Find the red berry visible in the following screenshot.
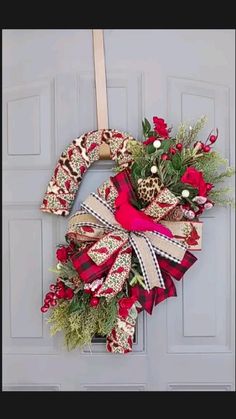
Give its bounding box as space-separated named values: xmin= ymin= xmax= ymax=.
xmin=84 ymin=288 xmax=92 ymax=294
xmin=57 ymin=281 xmax=65 ymax=289
xmin=49 ymin=284 xmax=56 ymax=291
xmin=45 ymin=292 xmax=55 ymax=300
xmin=50 ymin=299 xmax=57 ymax=307
xmin=40 ymin=306 xmax=48 ymax=313
xmin=55 ymin=289 xmax=66 ymax=299
xmin=65 ymin=288 xmax=74 ymax=300
xmin=44 ymin=297 xmax=51 ymax=304
xmin=209 ymin=135 xmax=217 ymax=143
xmin=161 ymin=153 xmax=169 ymax=160
xmin=203 ymin=145 xmax=211 ymax=152
xmin=90 ymin=297 xmax=100 ymax=307
xmin=176 ymin=143 xmax=183 ymax=151
xmin=40 ymin=303 xmax=49 ymax=313
xmin=169 ymin=147 xmax=176 ymax=154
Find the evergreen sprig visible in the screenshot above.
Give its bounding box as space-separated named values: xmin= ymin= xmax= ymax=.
xmin=48 ymin=295 xmax=119 ymax=350
xmin=175 ymin=116 xmax=207 ymax=146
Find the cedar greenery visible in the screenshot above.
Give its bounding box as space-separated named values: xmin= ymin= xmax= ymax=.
xmin=48 ymin=294 xmax=119 ymax=350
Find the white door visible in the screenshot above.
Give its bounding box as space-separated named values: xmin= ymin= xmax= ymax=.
xmin=3 ymin=29 xmax=235 ymax=391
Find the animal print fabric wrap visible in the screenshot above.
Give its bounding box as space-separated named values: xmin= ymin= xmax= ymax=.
xmin=40 ymin=129 xmax=135 ymax=216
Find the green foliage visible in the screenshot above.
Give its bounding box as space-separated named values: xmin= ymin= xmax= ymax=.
xmin=175 ymin=116 xmax=207 ymax=146
xmin=209 ymin=187 xmax=235 ymax=207
xmin=47 ymin=295 xmax=119 ymax=350
xmin=142 ymin=118 xmax=152 ymax=139
xmin=49 ymin=260 xmax=77 ymax=280
xmin=194 ymin=151 xmax=235 ymax=185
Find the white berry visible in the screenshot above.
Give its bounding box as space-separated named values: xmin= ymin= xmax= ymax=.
xmin=181 ymin=189 xmax=190 ymax=198
xmin=151 ymin=165 xmax=158 ymax=174
xmin=153 ymin=140 xmax=161 ymax=149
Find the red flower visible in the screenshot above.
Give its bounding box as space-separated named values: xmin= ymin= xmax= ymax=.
xmin=143 ymin=136 xmax=156 ymax=145
xmin=118 ymin=296 xmax=137 ymax=318
xmin=181 ymin=167 xmax=208 ymax=197
xmin=56 ymin=247 xmax=69 ymax=262
xmin=153 ymin=117 xmax=169 ymax=139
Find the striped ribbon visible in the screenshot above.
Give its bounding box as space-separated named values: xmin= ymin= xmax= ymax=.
xmin=69 ymin=193 xmax=187 ymax=291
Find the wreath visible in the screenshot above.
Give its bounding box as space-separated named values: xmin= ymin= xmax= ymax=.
xmin=40 ymin=116 xmax=234 ymax=354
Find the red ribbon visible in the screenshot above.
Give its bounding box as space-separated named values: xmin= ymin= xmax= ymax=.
xmin=70 ymin=169 xmax=197 ymax=313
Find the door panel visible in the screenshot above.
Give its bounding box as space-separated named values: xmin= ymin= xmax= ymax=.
xmin=3 ymin=29 xmax=235 ymax=391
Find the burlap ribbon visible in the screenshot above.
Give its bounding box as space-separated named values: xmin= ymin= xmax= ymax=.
xmin=68 ymin=193 xmax=187 ymax=292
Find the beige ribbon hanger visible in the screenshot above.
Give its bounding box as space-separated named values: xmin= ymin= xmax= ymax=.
xmin=92 ymin=29 xmax=110 ymax=159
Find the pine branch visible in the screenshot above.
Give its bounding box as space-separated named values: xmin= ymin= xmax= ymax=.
xmin=176 ymin=116 xmax=207 ymax=147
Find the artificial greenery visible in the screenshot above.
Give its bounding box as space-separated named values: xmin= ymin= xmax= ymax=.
xmin=47 ymin=293 xmax=120 ymax=350
xmin=122 ymin=116 xmax=235 ymax=209
xmin=175 ymin=116 xmax=207 ymax=147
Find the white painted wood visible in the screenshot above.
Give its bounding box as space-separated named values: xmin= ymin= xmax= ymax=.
xmin=7 ymin=95 xmax=40 ymax=155
xmin=2 ymin=29 xmax=235 ymax=391
xmin=9 ymin=219 xmax=43 ymax=337
xmin=3 ymin=80 xmax=53 ymax=169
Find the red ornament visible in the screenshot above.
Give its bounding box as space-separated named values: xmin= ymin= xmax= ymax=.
xmin=55 ymin=288 xmax=66 ymax=299
xmin=65 ymin=288 xmax=74 ymax=300
xmin=40 ymin=306 xmax=48 ymax=313
xmin=169 ymin=147 xmax=176 ymax=155
xmin=176 ymin=143 xmax=183 ymax=151
xmin=203 ymin=145 xmax=211 ymax=152
xmin=209 ymin=135 xmax=217 ymax=143
xmin=57 ymin=281 xmax=65 ymax=289
xmin=161 ymin=153 xmax=169 ymax=160
xmin=45 ymin=292 xmax=55 ymax=300
xmin=49 ymin=284 xmax=56 ymax=292
xmin=50 ymin=299 xmax=57 ymax=307
xmin=90 ymin=297 xmax=100 ymax=307
xmin=44 ymin=297 xmax=51 ymax=304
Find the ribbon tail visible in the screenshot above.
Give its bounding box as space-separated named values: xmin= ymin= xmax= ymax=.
xmin=130 ymin=233 xmax=165 ymax=290
xmin=88 ymin=230 xmax=128 ymax=266
xmin=95 ymin=243 xmax=132 ymax=299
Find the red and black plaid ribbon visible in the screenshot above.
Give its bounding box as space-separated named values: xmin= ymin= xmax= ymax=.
xmin=129 ymin=250 xmax=197 ymax=314
xmin=111 ymin=169 xmax=137 ymax=203
xmin=70 ymin=169 xmax=198 ymax=313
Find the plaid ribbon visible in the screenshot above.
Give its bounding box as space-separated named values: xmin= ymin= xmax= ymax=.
xmin=129 ymin=250 xmax=197 ymax=314
xmin=68 ymin=170 xmax=194 ymax=301
xmin=69 ymin=196 xmax=187 ymax=294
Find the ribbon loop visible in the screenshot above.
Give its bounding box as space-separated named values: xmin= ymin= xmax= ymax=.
xmin=68 ymin=191 xmax=188 ymax=292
